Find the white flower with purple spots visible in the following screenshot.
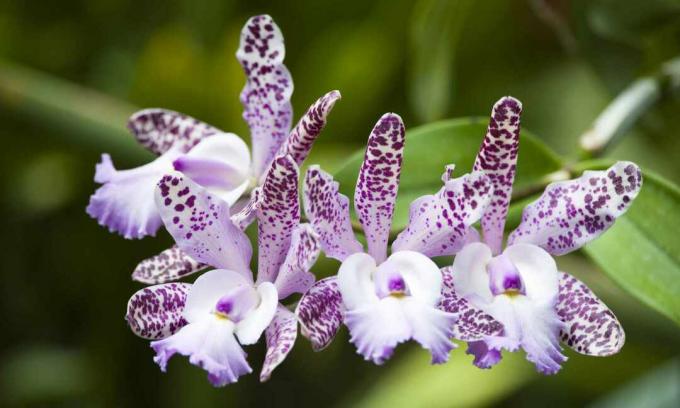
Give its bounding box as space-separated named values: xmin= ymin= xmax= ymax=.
xmin=125 ymin=155 xmax=321 ymax=385
xmin=87 ymin=14 xmax=340 ymax=244
xmin=296 ymin=113 xmax=504 ymax=365
xmin=440 ymin=97 xmax=642 ymax=374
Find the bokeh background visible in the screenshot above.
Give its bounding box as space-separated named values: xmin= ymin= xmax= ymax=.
xmin=1 ymin=0 xmax=679 ymax=406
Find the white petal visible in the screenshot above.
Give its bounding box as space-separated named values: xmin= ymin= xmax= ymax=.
xmin=503 ymin=244 xmax=559 ymax=305
xmin=382 ymin=251 xmax=442 ymax=306
xmin=181 ymin=134 xmax=252 ymax=205
xmin=86 ymin=148 xmax=180 ymax=239
xmin=402 ymin=298 xmax=457 ymax=364
xmin=235 ymin=282 xmax=279 ymax=345
xmin=344 ymin=297 xmax=411 ymax=364
xmin=151 ymin=317 xmax=252 ymax=386
xmin=486 ymin=295 xmax=566 ymax=375
xmin=185 ymin=134 xmax=251 ymax=176
xmin=337 ymin=252 xmax=379 ymax=310
xmin=451 ymin=242 xmax=494 ymax=304
xmin=182 ymin=270 xmax=251 ymax=323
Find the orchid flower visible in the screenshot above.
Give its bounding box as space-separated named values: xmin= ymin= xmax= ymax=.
xmin=125 ymin=155 xmax=321 ymax=385
xmin=87 ymin=14 xmax=340 ymax=248
xmin=295 ymin=113 xmax=505 ymax=365
xmin=430 ymin=97 xmax=641 ymax=374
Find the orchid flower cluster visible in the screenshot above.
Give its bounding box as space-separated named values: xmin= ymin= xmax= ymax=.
xmin=88 ymin=15 xmax=643 ymax=386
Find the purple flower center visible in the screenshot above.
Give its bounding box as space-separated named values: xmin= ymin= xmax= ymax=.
xmin=388 ymin=276 xmax=406 ymax=293
xmin=212 ymin=285 xmax=258 ymax=322
xmin=487 ymin=254 xmax=525 ymax=296
xmin=215 ymin=297 xmax=233 ymax=316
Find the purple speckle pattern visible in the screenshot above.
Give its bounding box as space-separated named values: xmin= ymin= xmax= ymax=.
xmin=132 ymin=245 xmax=206 ymax=284
xmin=354 ymin=113 xmax=405 ymax=263
xmin=256 ymin=155 xmax=300 ymax=284
xmin=237 ymin=15 xmax=293 ymax=177
xmin=128 ymin=109 xmax=221 ymax=155
xmin=270 ymin=90 xmax=341 ymax=172
xmin=439 ymin=267 xmax=504 ymax=341
xmin=274 ymin=223 xmax=320 ymax=299
xmin=260 ymin=305 xmax=298 ymax=381
xmin=508 ymin=161 xmax=643 ymax=255
xmin=472 ymin=97 xmax=522 ymax=254
xmin=134 ymin=193 xmax=259 ymax=286
xmin=556 ymin=272 xmax=624 ymax=356
xmin=231 ymin=188 xmax=263 ymax=231
xmin=303 ymin=166 xmax=363 ymax=261
xmin=392 ymin=171 xmax=492 ymax=257
xmin=155 ymin=174 xmax=252 ymax=276
xmin=295 ymin=277 xmax=344 ymax=351
xmin=125 ymin=283 xmax=190 ymax=340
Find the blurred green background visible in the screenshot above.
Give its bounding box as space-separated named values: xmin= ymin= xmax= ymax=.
xmin=1 ymin=0 xmax=679 ymax=406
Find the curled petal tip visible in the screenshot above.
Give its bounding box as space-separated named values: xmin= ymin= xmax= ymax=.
xmin=494 ymin=96 xmax=523 ymax=112
xmin=380 ymin=112 xmax=404 ymax=123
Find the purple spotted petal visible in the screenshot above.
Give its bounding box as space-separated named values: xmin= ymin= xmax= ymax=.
xmin=392 ymin=171 xmax=492 ymax=257
xmin=155 ymin=174 xmax=253 ymax=279
xmin=128 ymin=109 xmax=221 ymax=155
xmin=237 ymin=15 xmax=293 ymax=177
xmin=132 ymin=245 xmax=207 ymax=284
xmin=439 ymin=267 xmax=504 ymax=341
xmin=303 ymin=166 xmax=363 ymax=261
xmin=295 ymin=277 xmax=343 ymax=351
xmin=267 ymin=90 xmax=341 ymax=176
xmin=133 ymin=197 xmax=259 ymax=285
xmin=508 ymin=161 xmax=643 ymax=255
xmin=260 ymin=305 xmax=298 ymax=382
xmin=274 ymin=223 xmax=320 ymax=299
xmin=473 ymin=97 xmax=522 ymax=255
xmin=256 ymin=155 xmax=300 ymax=285
xmin=556 ymin=272 xmax=624 ymax=356
xmin=354 ymin=113 xmax=405 ymax=263
xmin=125 ymin=283 xmax=190 ymax=339
xmin=231 ymin=188 xmax=263 ymax=231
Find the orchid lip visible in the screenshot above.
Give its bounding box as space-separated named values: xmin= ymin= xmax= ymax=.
xmin=374 ymin=269 xmax=411 ymax=299
xmin=212 ymin=286 xmax=259 ymax=323
xmin=487 ymin=254 xmax=526 ymax=297
xmin=172 ymin=156 xmax=247 ymax=190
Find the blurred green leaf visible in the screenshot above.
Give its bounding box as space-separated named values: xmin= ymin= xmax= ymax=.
xmin=1 ymin=347 xmax=91 ymax=405
xmin=347 ymin=346 xmax=536 ymax=408
xmin=588 ymin=357 xmax=680 ymax=408
xmin=333 ymin=118 xmax=563 ymax=232
xmin=577 ymin=163 xmax=680 ymax=325
xmin=588 ymin=0 xmax=680 ymax=46
xmin=0 ymin=62 xmax=146 ymax=160
xmin=409 ymin=0 xmax=471 ymax=122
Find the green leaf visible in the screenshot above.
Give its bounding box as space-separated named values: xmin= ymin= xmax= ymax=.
xmin=345 ymin=346 xmax=536 ymax=408
xmin=332 ymin=118 xmax=563 ymax=232
xmin=0 ymin=62 xmax=145 ymax=160
xmin=590 ymin=358 xmax=680 ymax=408
xmin=409 ymin=0 xmax=472 ymax=122
xmin=580 ymin=165 xmax=680 ymax=325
